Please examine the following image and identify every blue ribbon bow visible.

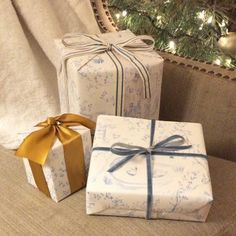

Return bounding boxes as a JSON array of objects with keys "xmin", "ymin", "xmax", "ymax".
[{"xmin": 93, "ymin": 120, "xmax": 207, "ymax": 219}]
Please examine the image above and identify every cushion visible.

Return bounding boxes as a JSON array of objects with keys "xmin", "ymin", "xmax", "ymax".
[
  {"xmin": 159, "ymin": 51, "xmax": 236, "ymax": 162},
  {"xmin": 0, "ymin": 146, "xmax": 235, "ymax": 235}
]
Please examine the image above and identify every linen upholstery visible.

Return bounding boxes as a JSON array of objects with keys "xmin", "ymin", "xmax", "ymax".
[
  {"xmin": 159, "ymin": 51, "xmax": 236, "ymax": 162},
  {"xmin": 0, "ymin": 145, "xmax": 235, "ymax": 235},
  {"xmin": 0, "ymin": 0, "xmax": 100, "ymax": 149}
]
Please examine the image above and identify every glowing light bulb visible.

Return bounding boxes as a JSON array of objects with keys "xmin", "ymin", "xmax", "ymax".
[
  {"xmin": 225, "ymin": 58, "xmax": 232, "ymax": 65},
  {"xmin": 122, "ymin": 10, "xmax": 127, "ymax": 17},
  {"xmin": 197, "ymin": 10, "xmax": 206, "ymax": 20},
  {"xmin": 199, "ymin": 24, "xmax": 203, "ymax": 30},
  {"xmin": 207, "ymin": 16, "xmax": 213, "ymax": 24},
  {"xmin": 115, "ymin": 13, "xmax": 120, "ymax": 19},
  {"xmin": 168, "ymin": 40, "xmax": 176, "ymax": 52},
  {"xmin": 219, "ymin": 20, "xmax": 226, "ymax": 27},
  {"xmin": 213, "ymin": 58, "xmax": 221, "ymax": 65}
]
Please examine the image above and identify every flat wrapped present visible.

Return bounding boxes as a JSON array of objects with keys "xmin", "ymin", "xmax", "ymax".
[
  {"xmin": 56, "ymin": 30, "xmax": 163, "ymax": 121},
  {"xmin": 16, "ymin": 114, "xmax": 95, "ymax": 202},
  {"xmin": 86, "ymin": 115, "xmax": 213, "ymax": 221}
]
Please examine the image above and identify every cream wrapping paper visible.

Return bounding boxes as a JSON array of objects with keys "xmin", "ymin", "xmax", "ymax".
[
  {"xmin": 18, "ymin": 126, "xmax": 92, "ymax": 202},
  {"xmin": 86, "ymin": 115, "xmax": 213, "ymax": 221},
  {"xmin": 55, "ymin": 30, "xmax": 163, "ymax": 121}
]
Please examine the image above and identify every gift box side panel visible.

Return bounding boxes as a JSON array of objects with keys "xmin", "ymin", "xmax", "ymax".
[
  {"xmin": 149, "ymin": 119, "xmax": 213, "ymax": 221},
  {"xmin": 91, "ymin": 29, "xmax": 164, "ymax": 121},
  {"xmin": 68, "ymin": 52, "xmax": 163, "ymax": 121},
  {"xmin": 110, "ymin": 30, "xmax": 164, "ymax": 120},
  {"xmin": 42, "ymin": 126, "xmax": 92, "ymax": 202},
  {"xmin": 23, "ymin": 158, "xmax": 37, "ymax": 188},
  {"xmin": 80, "ymin": 127, "xmax": 92, "ymax": 174},
  {"xmin": 148, "ymin": 57, "xmax": 163, "ymax": 119},
  {"xmin": 67, "ymin": 55, "xmax": 118, "ymax": 121},
  {"xmin": 61, "ymin": 30, "xmax": 164, "ymax": 121},
  {"xmin": 86, "ymin": 115, "xmax": 151, "ymax": 216},
  {"xmin": 86, "ymin": 153, "xmax": 212, "ymax": 221},
  {"xmin": 86, "ymin": 204, "xmax": 212, "ymax": 222},
  {"xmin": 55, "ymin": 39, "xmax": 70, "ymax": 113},
  {"xmin": 87, "ymin": 115, "xmax": 213, "ymax": 221},
  {"xmin": 42, "ymin": 141, "xmax": 70, "ymax": 202},
  {"xmin": 86, "ymin": 189, "xmax": 147, "ymax": 218},
  {"xmin": 123, "ymin": 54, "xmax": 163, "ymax": 120}
]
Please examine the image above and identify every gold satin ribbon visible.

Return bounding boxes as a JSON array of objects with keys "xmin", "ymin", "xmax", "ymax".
[{"xmin": 16, "ymin": 113, "xmax": 95, "ymax": 198}]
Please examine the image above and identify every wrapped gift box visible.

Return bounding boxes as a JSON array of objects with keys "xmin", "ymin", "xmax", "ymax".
[
  {"xmin": 86, "ymin": 115, "xmax": 213, "ymax": 221},
  {"xmin": 55, "ymin": 30, "xmax": 163, "ymax": 121},
  {"xmin": 17, "ymin": 120, "xmax": 93, "ymax": 202}
]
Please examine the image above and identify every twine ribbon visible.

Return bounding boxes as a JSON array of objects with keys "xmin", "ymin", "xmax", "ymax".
[
  {"xmin": 60, "ymin": 33, "xmax": 155, "ymax": 115},
  {"xmin": 16, "ymin": 113, "xmax": 95, "ymax": 198},
  {"xmin": 93, "ymin": 120, "xmax": 207, "ymax": 219}
]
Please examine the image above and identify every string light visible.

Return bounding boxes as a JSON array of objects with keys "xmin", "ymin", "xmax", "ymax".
[
  {"xmin": 115, "ymin": 13, "xmax": 120, "ymax": 20},
  {"xmin": 197, "ymin": 10, "xmax": 206, "ymax": 20},
  {"xmin": 199, "ymin": 23, "xmax": 204, "ymax": 30},
  {"xmin": 213, "ymin": 58, "xmax": 221, "ymax": 65},
  {"xmin": 168, "ymin": 40, "xmax": 176, "ymax": 52},
  {"xmin": 187, "ymin": 29, "xmax": 192, "ymax": 35},
  {"xmin": 219, "ymin": 20, "xmax": 226, "ymax": 28},
  {"xmin": 207, "ymin": 16, "xmax": 213, "ymax": 24},
  {"xmin": 156, "ymin": 15, "xmax": 162, "ymax": 24},
  {"xmin": 225, "ymin": 58, "xmax": 232, "ymax": 66},
  {"xmin": 112, "ymin": 3, "xmax": 234, "ymax": 68},
  {"xmin": 219, "ymin": 19, "xmax": 229, "ymax": 35},
  {"xmin": 122, "ymin": 10, "xmax": 127, "ymax": 17}
]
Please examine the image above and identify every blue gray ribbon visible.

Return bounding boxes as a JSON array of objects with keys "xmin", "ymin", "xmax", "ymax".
[{"xmin": 93, "ymin": 120, "xmax": 207, "ymax": 219}]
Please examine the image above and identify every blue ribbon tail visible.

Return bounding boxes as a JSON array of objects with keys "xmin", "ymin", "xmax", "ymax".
[{"xmin": 107, "ymin": 154, "xmax": 135, "ymax": 172}]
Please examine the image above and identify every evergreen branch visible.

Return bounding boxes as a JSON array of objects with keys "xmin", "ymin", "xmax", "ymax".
[
  {"xmin": 109, "ymin": 4, "xmax": 206, "ymax": 42},
  {"xmin": 108, "ymin": 0, "xmax": 236, "ymax": 67}
]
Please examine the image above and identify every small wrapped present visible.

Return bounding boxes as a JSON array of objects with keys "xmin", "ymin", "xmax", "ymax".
[
  {"xmin": 56, "ymin": 30, "xmax": 163, "ymax": 121},
  {"xmin": 86, "ymin": 115, "xmax": 213, "ymax": 221},
  {"xmin": 16, "ymin": 114, "xmax": 95, "ymax": 202}
]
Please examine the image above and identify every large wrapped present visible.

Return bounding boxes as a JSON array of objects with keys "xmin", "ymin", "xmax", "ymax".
[
  {"xmin": 16, "ymin": 114, "xmax": 95, "ymax": 202},
  {"xmin": 56, "ymin": 30, "xmax": 163, "ymax": 121},
  {"xmin": 86, "ymin": 115, "xmax": 213, "ymax": 221}
]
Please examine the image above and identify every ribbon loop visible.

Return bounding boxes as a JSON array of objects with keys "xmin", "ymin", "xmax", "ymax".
[
  {"xmin": 109, "ymin": 134, "xmax": 198, "ymax": 160},
  {"xmin": 16, "ymin": 113, "xmax": 96, "ymax": 165},
  {"xmin": 117, "ymin": 35, "xmax": 155, "ymax": 51}
]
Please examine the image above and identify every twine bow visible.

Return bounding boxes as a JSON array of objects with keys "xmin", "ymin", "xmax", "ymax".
[
  {"xmin": 93, "ymin": 120, "xmax": 207, "ymax": 219},
  {"xmin": 60, "ymin": 33, "xmax": 155, "ymax": 115}
]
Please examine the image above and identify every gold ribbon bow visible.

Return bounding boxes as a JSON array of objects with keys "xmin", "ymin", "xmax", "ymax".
[{"xmin": 16, "ymin": 113, "xmax": 96, "ymax": 198}]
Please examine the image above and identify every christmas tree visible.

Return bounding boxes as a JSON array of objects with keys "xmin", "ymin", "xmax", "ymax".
[{"xmin": 108, "ymin": 0, "xmax": 236, "ymax": 68}]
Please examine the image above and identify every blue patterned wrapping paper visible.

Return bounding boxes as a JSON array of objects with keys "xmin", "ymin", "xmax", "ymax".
[
  {"xmin": 86, "ymin": 115, "xmax": 213, "ymax": 221},
  {"xmin": 18, "ymin": 126, "xmax": 92, "ymax": 202},
  {"xmin": 55, "ymin": 30, "xmax": 163, "ymax": 121}
]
